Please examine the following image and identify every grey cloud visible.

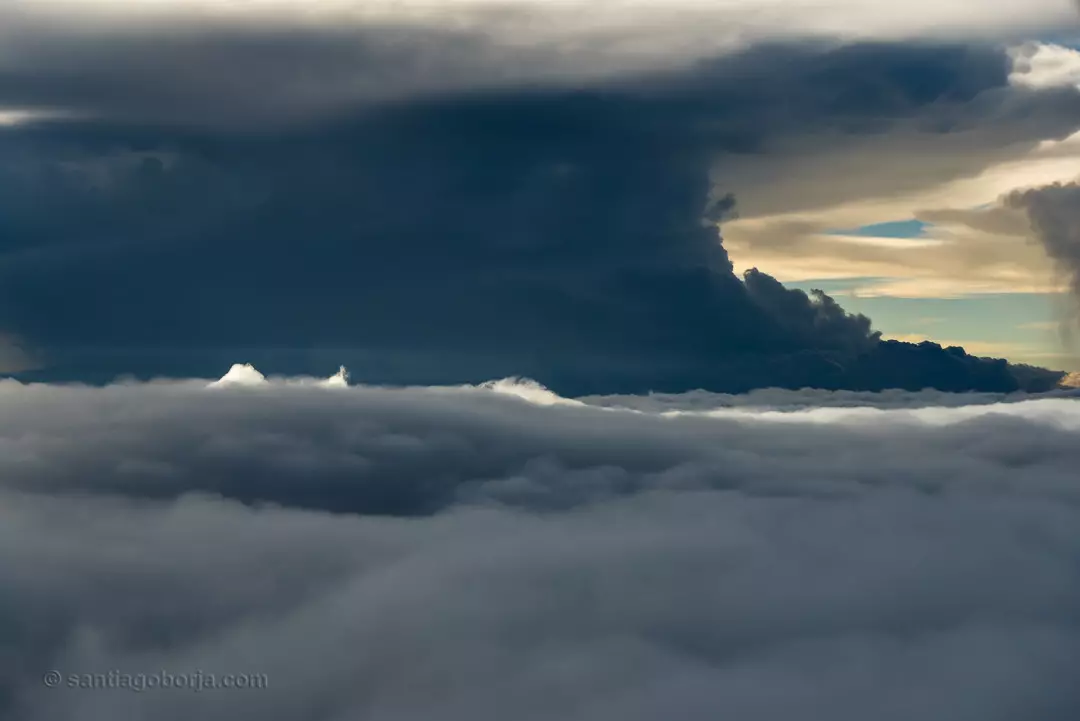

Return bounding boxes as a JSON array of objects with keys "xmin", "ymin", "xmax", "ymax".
[
  {"xmin": 914, "ymin": 205, "xmax": 1035, "ymax": 237},
  {"xmin": 0, "ymin": 24, "xmax": 573, "ymax": 128},
  {"xmin": 2, "ymin": 380, "xmax": 1080, "ymax": 720},
  {"xmin": 1, "ymin": 0, "xmax": 1073, "ymax": 129},
  {"xmin": 1007, "ymin": 181, "xmax": 1080, "ymax": 301},
  {"xmin": 711, "ymin": 93, "xmax": 1080, "ymax": 220},
  {"xmin": 0, "ymin": 13, "xmax": 1075, "ymax": 137},
  {"xmin": 3, "ymin": 377, "xmax": 1080, "ymax": 513},
  {"xmin": 1005, "ymin": 180, "xmax": 1080, "ymax": 352}
]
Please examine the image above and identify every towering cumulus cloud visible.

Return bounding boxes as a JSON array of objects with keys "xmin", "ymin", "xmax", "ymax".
[{"xmin": 1, "ymin": 31, "xmax": 1076, "ymax": 391}]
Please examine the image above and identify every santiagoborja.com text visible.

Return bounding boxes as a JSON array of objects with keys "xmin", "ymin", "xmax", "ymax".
[{"xmin": 42, "ymin": 669, "xmax": 269, "ymax": 693}]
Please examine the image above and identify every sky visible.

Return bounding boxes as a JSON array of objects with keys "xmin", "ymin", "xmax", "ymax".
[
  {"xmin": 5, "ymin": 4, "xmax": 1080, "ymax": 719},
  {"xmin": 1, "ymin": 0, "xmax": 1080, "ymax": 392}
]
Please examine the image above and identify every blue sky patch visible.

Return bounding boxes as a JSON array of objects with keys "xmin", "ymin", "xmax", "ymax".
[{"xmin": 826, "ymin": 219, "xmax": 929, "ymax": 239}]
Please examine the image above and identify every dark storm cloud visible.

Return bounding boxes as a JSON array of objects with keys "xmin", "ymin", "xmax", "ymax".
[
  {"xmin": 1, "ymin": 37, "xmax": 1078, "ymax": 391},
  {"xmin": 743, "ymin": 269, "xmax": 880, "ymax": 353},
  {"xmin": 3, "ymin": 379, "xmax": 1080, "ymax": 721}
]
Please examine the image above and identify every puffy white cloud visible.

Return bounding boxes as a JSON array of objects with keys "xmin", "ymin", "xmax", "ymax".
[
  {"xmin": 209, "ymin": 363, "xmax": 267, "ymax": 387},
  {"xmin": 321, "ymin": 365, "xmax": 349, "ymax": 388},
  {"xmin": 2, "ymin": 377, "xmax": 1080, "ymax": 720},
  {"xmin": 477, "ymin": 376, "xmax": 585, "ymax": 406},
  {"xmin": 1009, "ymin": 43, "xmax": 1080, "ymax": 91},
  {"xmin": 208, "ymin": 364, "xmax": 351, "ymax": 388}
]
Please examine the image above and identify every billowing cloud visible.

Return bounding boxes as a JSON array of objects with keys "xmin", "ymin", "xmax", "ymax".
[
  {"xmin": 1009, "ymin": 42, "xmax": 1080, "ymax": 91},
  {"xmin": 3, "ymin": 377, "xmax": 1080, "ymax": 720},
  {"xmin": 0, "ymin": 38, "xmax": 1075, "ymax": 392}
]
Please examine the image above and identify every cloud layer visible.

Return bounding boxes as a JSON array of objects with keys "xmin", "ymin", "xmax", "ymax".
[
  {"xmin": 3, "ymin": 376, "xmax": 1080, "ymax": 720},
  {"xmin": 1, "ymin": 2, "xmax": 1075, "ymax": 126}
]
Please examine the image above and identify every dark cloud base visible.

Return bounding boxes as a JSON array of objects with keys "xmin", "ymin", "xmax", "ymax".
[{"xmin": 2, "ymin": 379, "xmax": 1080, "ymax": 721}]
